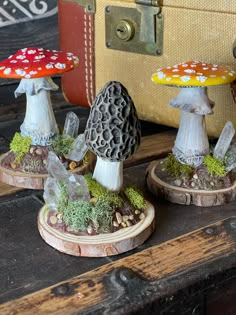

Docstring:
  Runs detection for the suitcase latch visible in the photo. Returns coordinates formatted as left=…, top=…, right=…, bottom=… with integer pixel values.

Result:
left=63, top=0, right=96, bottom=13
left=105, top=1, right=163, bottom=56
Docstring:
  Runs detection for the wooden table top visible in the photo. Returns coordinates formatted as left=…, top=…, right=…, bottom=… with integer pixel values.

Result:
left=0, top=85, right=235, bottom=314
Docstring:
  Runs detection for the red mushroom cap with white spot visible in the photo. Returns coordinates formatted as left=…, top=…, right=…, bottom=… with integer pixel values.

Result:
left=0, top=47, right=79, bottom=79
left=152, top=61, right=236, bottom=87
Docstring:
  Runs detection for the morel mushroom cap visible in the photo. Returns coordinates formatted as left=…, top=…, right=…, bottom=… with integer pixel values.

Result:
left=0, top=47, right=79, bottom=79
left=85, top=81, right=141, bottom=162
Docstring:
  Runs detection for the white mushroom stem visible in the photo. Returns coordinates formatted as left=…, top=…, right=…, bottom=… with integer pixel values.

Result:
left=15, top=77, right=59, bottom=146
left=170, top=87, right=213, bottom=166
left=92, top=157, right=123, bottom=192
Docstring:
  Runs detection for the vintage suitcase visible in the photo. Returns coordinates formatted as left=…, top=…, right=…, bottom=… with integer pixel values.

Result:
left=58, top=0, right=236, bottom=137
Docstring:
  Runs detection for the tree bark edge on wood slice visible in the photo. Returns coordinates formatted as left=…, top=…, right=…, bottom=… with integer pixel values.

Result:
left=38, top=202, right=155, bottom=257
left=146, top=160, right=236, bottom=207
left=0, top=152, right=94, bottom=190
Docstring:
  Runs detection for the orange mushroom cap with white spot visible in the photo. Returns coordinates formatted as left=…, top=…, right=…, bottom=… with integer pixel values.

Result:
left=0, top=47, right=79, bottom=79
left=152, top=61, right=236, bottom=87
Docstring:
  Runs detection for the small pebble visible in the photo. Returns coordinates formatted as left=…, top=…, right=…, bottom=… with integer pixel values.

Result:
left=90, top=197, right=97, bottom=204
left=122, top=215, right=129, bottom=222
left=30, top=147, right=34, bottom=154
left=113, top=221, right=119, bottom=227
left=121, top=222, right=127, bottom=228
left=129, top=215, right=134, bottom=221
left=57, top=213, right=63, bottom=220
left=87, top=226, right=93, bottom=234
left=193, top=173, right=198, bottom=179
left=116, top=212, right=122, bottom=224
left=161, top=168, right=166, bottom=172
left=139, top=213, right=145, bottom=220
left=35, top=148, right=42, bottom=155
left=191, top=182, right=195, bottom=188
left=43, top=159, right=47, bottom=165
left=135, top=210, right=141, bottom=215
left=77, top=292, right=85, bottom=299
left=57, top=219, right=63, bottom=224
left=10, top=162, right=16, bottom=169
left=174, top=179, right=182, bottom=187
left=50, top=216, right=57, bottom=225
left=126, top=220, right=132, bottom=227
left=210, top=181, right=215, bottom=186
left=69, top=161, right=77, bottom=170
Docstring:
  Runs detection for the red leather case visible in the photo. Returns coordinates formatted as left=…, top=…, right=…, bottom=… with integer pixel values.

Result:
left=58, top=0, right=95, bottom=107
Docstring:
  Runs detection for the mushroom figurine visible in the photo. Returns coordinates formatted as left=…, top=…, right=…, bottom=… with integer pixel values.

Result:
left=0, top=47, right=79, bottom=145
left=0, top=47, right=79, bottom=189
left=85, top=81, right=141, bottom=192
left=152, top=61, right=236, bottom=166
left=37, top=82, right=155, bottom=257
left=146, top=61, right=236, bottom=207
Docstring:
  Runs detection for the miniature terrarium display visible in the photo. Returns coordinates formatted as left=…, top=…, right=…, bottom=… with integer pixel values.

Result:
left=38, top=81, right=155, bottom=257
left=0, top=47, right=92, bottom=189
left=147, top=61, right=236, bottom=207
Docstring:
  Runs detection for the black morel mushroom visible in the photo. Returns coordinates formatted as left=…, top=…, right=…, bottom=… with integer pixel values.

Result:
left=85, top=81, right=141, bottom=191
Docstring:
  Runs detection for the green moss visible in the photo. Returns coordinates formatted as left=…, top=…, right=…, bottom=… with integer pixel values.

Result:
left=91, top=199, right=114, bottom=232
left=85, top=173, right=123, bottom=208
left=51, top=134, right=74, bottom=156
left=57, top=182, right=69, bottom=214
left=124, top=186, right=146, bottom=210
left=164, top=154, right=194, bottom=178
left=63, top=200, right=93, bottom=232
left=22, top=158, right=42, bottom=173
left=83, top=152, right=89, bottom=166
left=203, top=155, right=227, bottom=177
left=10, top=132, right=32, bottom=163
left=62, top=198, right=114, bottom=233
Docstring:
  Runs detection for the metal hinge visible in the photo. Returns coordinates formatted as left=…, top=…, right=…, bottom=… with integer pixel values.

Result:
left=63, top=0, right=96, bottom=14
left=105, top=1, right=163, bottom=56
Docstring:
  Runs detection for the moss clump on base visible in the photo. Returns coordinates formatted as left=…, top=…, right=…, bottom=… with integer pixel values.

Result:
left=83, top=152, right=90, bottom=166
left=56, top=178, right=116, bottom=233
left=63, top=200, right=93, bottom=232
left=91, top=199, right=114, bottom=232
left=203, top=155, right=227, bottom=177
left=85, top=173, right=123, bottom=208
left=22, top=158, right=42, bottom=173
left=57, top=182, right=69, bottom=214
left=164, top=154, right=194, bottom=178
left=10, top=132, right=32, bottom=163
left=124, top=186, right=145, bottom=210
left=51, top=134, right=74, bottom=157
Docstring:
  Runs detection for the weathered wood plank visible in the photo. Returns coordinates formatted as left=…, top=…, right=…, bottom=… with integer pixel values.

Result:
left=0, top=181, right=21, bottom=196
left=1, top=217, right=235, bottom=315
left=124, top=131, right=175, bottom=168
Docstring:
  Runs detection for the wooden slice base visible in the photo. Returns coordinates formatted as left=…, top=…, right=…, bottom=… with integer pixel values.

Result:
left=146, top=160, right=236, bottom=207
left=0, top=152, right=94, bottom=190
left=38, top=202, right=155, bottom=257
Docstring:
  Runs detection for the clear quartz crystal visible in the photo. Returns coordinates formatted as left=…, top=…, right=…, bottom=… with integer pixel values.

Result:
left=225, top=140, right=236, bottom=172
left=47, top=151, right=68, bottom=180
left=63, top=111, right=80, bottom=138
left=44, top=151, right=90, bottom=210
left=43, top=177, right=61, bottom=211
left=213, top=121, right=235, bottom=160
left=66, top=133, right=88, bottom=162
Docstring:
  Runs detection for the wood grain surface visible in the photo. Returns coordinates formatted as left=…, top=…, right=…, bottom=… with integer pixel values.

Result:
left=147, top=160, right=236, bottom=207
left=38, top=202, right=155, bottom=257
left=1, top=217, right=235, bottom=315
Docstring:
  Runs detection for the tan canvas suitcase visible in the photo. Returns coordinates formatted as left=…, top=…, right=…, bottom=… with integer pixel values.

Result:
left=59, top=0, right=236, bottom=137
